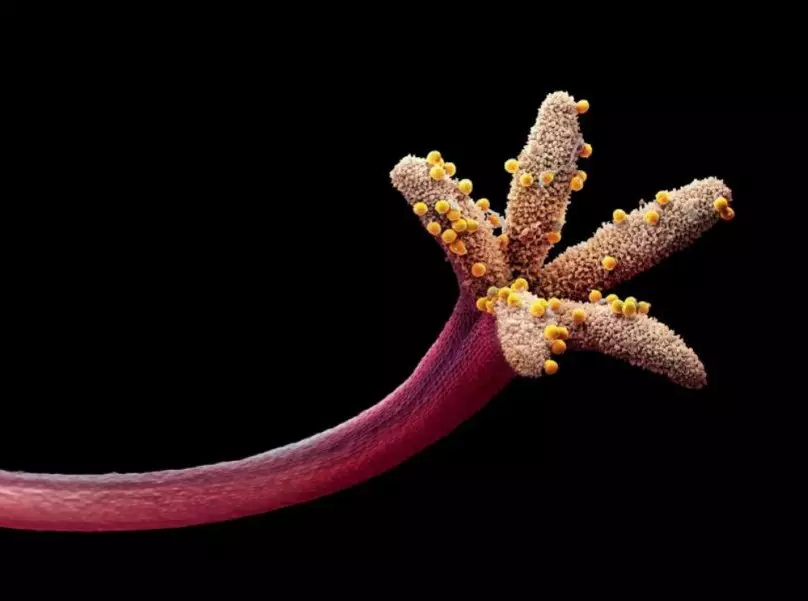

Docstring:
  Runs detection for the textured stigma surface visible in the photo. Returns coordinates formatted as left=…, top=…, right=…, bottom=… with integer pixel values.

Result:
left=538, top=178, right=731, bottom=300
left=494, top=291, right=706, bottom=388
left=0, top=90, right=734, bottom=532
left=504, top=92, right=584, bottom=282
left=0, top=297, right=514, bottom=531
left=390, top=155, right=512, bottom=296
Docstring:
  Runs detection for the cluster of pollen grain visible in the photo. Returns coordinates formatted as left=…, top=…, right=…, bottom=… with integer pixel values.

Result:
left=390, top=154, right=513, bottom=296
left=586, top=290, right=650, bottom=325
left=471, top=196, right=506, bottom=240
left=491, top=287, right=586, bottom=378
left=388, top=90, right=728, bottom=392
left=537, top=178, right=733, bottom=301
left=476, top=276, right=534, bottom=316
left=495, top=292, right=706, bottom=387
left=550, top=299, right=707, bottom=389
left=502, top=92, right=588, bottom=284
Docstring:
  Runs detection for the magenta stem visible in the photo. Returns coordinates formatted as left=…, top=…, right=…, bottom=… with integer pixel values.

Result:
left=0, top=295, right=514, bottom=531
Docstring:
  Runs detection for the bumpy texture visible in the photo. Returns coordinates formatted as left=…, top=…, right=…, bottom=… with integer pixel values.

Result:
left=494, top=291, right=706, bottom=388
left=494, top=294, right=550, bottom=377
left=0, top=90, right=733, bottom=533
left=538, top=178, right=731, bottom=300
left=504, top=92, right=583, bottom=283
left=390, top=156, right=512, bottom=296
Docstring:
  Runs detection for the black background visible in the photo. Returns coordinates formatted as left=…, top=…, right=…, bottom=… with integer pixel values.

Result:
left=2, top=20, right=801, bottom=570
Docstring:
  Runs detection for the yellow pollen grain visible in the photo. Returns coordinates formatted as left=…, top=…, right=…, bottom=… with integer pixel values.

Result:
left=512, top=278, right=529, bottom=292
left=449, top=240, right=467, bottom=255
left=551, top=339, right=567, bottom=355
left=430, top=165, right=445, bottom=180
left=507, top=293, right=522, bottom=308
left=530, top=301, right=546, bottom=317
left=413, top=202, right=428, bottom=216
